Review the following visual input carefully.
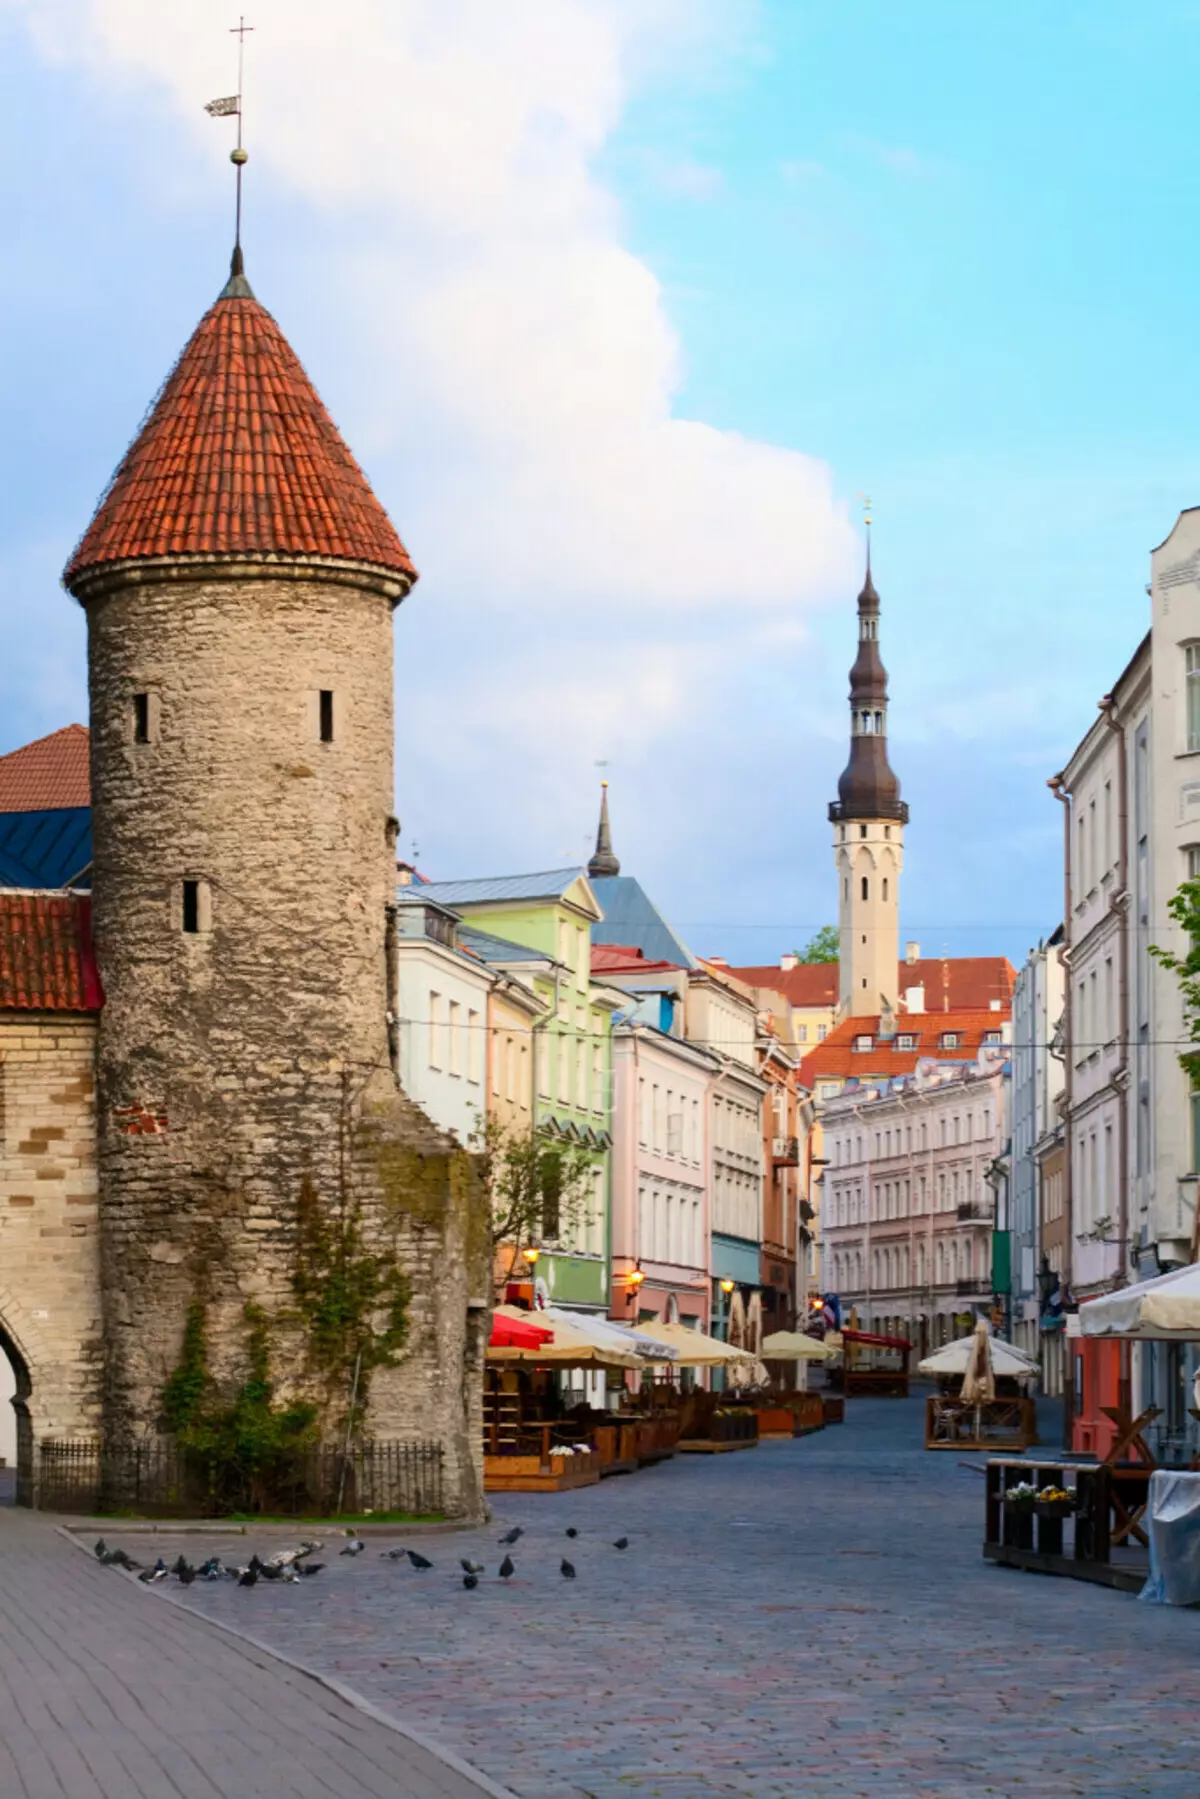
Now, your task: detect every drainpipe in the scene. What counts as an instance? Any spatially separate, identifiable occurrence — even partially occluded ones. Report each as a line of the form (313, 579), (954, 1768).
(384, 903), (401, 1081)
(1098, 693), (1131, 1294)
(1099, 694), (1132, 1421)
(1048, 771), (1075, 1438)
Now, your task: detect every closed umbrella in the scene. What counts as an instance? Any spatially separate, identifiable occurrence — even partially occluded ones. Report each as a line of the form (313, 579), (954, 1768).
(960, 1319), (996, 1433)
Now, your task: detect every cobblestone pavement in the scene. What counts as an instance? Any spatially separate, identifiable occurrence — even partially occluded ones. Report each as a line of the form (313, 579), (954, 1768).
(143, 1397), (1200, 1799)
(0, 1504), (511, 1798)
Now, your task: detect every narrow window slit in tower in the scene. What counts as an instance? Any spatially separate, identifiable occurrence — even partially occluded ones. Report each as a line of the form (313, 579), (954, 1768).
(319, 690), (335, 743)
(133, 693), (149, 744)
(861, 876), (869, 901)
(182, 881), (199, 934)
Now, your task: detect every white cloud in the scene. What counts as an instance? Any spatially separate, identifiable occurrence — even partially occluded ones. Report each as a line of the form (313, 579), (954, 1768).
(3, 0), (857, 885)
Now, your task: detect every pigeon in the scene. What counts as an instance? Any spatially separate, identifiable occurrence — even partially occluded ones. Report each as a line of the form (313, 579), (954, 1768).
(499, 1554), (515, 1580)
(295, 1562), (324, 1577)
(258, 1562), (284, 1581)
(381, 1547), (408, 1561)
(172, 1554), (190, 1577)
(340, 1538), (365, 1557)
(138, 1558), (168, 1585)
(460, 1559), (485, 1575)
(104, 1547), (140, 1571)
(406, 1550), (433, 1571)
(198, 1557), (223, 1580)
(178, 1564), (196, 1586)
(560, 1558), (576, 1580)
(565, 1528), (578, 1539)
(93, 1538), (107, 1560)
(498, 1527), (523, 1546)
(612, 1538), (629, 1551)
(237, 1567), (258, 1588)
(462, 1573), (478, 1590)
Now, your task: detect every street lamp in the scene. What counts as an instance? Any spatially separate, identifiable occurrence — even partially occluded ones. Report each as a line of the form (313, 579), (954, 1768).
(717, 1277), (735, 1341)
(626, 1262), (646, 1313)
(521, 1245), (540, 1268)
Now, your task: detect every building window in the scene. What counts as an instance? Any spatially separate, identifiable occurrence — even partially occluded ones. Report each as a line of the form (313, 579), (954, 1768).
(896, 1033), (916, 1051)
(817, 1024), (828, 1041)
(940, 1032), (961, 1050)
(428, 992), (443, 1069)
(133, 693), (150, 743)
(1187, 846), (1200, 882)
(319, 690), (334, 742)
(1188, 644), (1200, 752)
(797, 1024), (808, 1043)
(467, 1009), (482, 1084)
(181, 879), (210, 934)
(882, 877), (889, 901)
(861, 876), (869, 901)
(983, 1030), (1001, 1045)
(853, 1035), (874, 1052)
(860, 825), (867, 839)
(448, 1000), (461, 1075)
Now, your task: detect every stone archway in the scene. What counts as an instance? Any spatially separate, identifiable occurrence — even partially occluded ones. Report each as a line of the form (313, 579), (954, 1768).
(0, 1321), (33, 1506)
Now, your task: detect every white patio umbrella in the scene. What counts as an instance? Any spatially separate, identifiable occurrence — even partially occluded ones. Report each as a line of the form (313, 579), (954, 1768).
(1077, 1260), (1200, 1339)
(919, 1332), (1038, 1380)
(959, 1319), (996, 1406)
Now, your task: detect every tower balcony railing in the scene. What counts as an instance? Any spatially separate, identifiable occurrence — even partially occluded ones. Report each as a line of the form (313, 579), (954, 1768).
(828, 799), (909, 824)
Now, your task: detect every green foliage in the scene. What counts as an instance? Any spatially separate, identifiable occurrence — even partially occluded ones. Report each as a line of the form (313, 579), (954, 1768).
(1150, 878), (1200, 1086)
(474, 1111), (597, 1291)
(292, 1168), (411, 1423)
(160, 1301), (318, 1512)
(800, 925), (840, 964)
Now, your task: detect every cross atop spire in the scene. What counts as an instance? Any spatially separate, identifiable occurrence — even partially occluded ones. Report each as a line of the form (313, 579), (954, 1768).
(206, 18), (255, 297)
(588, 781), (621, 879)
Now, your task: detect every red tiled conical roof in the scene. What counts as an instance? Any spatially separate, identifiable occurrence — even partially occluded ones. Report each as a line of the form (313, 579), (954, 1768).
(64, 275), (416, 595)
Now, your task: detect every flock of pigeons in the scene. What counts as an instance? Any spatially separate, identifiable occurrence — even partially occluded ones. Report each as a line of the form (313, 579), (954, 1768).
(95, 1522), (631, 1591)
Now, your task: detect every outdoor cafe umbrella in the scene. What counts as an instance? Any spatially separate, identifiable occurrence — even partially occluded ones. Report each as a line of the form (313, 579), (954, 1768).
(489, 1314), (554, 1352)
(630, 1320), (758, 1367)
(1077, 1259), (1200, 1339)
(759, 1330), (838, 1362)
(488, 1305), (642, 1370)
(918, 1330), (1037, 1381)
(960, 1319), (996, 1406)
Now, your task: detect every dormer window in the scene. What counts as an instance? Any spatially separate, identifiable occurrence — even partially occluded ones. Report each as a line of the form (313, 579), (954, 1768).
(983, 1030), (1001, 1045)
(940, 1031), (961, 1050)
(896, 1034), (916, 1051)
(853, 1034), (874, 1052)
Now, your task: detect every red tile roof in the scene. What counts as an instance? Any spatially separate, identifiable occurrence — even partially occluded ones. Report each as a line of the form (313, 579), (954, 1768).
(64, 290), (416, 592)
(0, 891), (103, 1011)
(799, 1007), (1009, 1089)
(0, 726), (90, 812)
(591, 944), (682, 975)
(729, 955), (1016, 1013)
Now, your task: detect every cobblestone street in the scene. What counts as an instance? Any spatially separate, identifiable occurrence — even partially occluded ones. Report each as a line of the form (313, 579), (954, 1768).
(143, 1396), (1200, 1799)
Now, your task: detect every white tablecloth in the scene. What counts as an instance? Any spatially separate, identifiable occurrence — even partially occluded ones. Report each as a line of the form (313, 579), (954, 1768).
(1140, 1470), (1200, 1607)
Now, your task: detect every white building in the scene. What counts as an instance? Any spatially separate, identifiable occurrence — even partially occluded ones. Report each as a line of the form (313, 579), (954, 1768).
(393, 893), (495, 1145)
(1009, 929), (1065, 1359)
(820, 1050), (1008, 1356)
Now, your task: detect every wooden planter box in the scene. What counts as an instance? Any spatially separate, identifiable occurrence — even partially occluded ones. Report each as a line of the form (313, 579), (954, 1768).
(635, 1416), (680, 1464)
(593, 1424), (638, 1478)
(484, 1449), (601, 1494)
(822, 1396), (845, 1426)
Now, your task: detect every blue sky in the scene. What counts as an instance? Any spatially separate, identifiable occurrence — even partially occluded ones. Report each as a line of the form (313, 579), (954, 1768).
(0, 1), (1195, 972)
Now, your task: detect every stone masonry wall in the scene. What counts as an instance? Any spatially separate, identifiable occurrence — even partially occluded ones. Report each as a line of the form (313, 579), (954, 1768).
(86, 568), (485, 1514)
(0, 1015), (102, 1444)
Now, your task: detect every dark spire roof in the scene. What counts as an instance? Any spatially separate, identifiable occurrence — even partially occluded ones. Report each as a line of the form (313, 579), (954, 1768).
(588, 782), (620, 879)
(828, 551), (907, 825)
(64, 259), (416, 599)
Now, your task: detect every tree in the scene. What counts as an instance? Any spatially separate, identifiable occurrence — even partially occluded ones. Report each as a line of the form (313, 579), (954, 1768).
(800, 925), (839, 964)
(474, 1112), (597, 1296)
(1150, 879), (1200, 1086)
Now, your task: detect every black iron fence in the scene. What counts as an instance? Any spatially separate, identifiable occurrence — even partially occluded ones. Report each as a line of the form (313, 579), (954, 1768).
(34, 1437), (444, 1519)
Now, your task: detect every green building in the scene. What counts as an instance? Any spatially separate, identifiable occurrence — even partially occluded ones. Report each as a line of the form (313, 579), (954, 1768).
(412, 870), (623, 1313)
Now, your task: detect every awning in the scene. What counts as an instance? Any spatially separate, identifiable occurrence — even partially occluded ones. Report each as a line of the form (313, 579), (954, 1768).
(919, 1329), (1038, 1379)
(546, 1308), (678, 1363)
(489, 1314), (554, 1351)
(759, 1330), (837, 1363)
(630, 1321), (757, 1367)
(841, 1328), (913, 1352)
(1078, 1261), (1200, 1340)
(488, 1305), (642, 1369)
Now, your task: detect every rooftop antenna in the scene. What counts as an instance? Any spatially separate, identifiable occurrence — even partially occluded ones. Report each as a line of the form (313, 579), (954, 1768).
(857, 492), (872, 568)
(205, 17), (254, 287)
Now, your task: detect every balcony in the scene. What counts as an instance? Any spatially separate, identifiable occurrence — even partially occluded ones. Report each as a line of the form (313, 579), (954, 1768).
(828, 798), (909, 824)
(956, 1277), (990, 1296)
(957, 1203), (992, 1224)
(771, 1136), (800, 1167)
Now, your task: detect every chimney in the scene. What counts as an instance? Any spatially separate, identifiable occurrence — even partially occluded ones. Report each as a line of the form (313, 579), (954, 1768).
(905, 941), (920, 964)
(780, 952), (799, 971)
(903, 983), (925, 1014)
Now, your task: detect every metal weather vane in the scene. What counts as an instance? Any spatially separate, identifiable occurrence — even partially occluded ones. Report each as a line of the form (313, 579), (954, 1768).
(205, 17), (254, 257)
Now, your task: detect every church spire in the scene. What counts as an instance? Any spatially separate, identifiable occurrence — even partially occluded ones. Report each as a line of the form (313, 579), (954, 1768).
(828, 548), (906, 825)
(588, 781), (620, 879)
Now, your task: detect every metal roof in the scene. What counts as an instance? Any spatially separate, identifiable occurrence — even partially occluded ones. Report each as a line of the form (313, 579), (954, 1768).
(415, 869), (586, 907)
(588, 875), (696, 969)
(457, 926), (552, 967)
(0, 808), (93, 889)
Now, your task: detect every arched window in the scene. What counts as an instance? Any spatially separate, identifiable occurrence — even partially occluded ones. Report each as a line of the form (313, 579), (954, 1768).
(882, 877), (889, 901)
(874, 711), (883, 733)
(861, 876), (869, 901)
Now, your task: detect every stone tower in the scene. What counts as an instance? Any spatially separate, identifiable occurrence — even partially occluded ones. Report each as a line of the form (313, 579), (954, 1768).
(828, 551), (907, 1014)
(63, 250), (488, 1513)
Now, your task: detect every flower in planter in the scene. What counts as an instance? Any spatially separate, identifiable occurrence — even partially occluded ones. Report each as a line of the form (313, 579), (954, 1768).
(1004, 1481), (1038, 1507)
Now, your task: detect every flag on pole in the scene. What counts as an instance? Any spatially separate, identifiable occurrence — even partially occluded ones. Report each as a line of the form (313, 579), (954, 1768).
(204, 95), (240, 117)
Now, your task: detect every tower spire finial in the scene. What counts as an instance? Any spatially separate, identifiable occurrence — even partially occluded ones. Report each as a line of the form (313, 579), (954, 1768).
(206, 17), (256, 299)
(588, 779), (620, 879)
